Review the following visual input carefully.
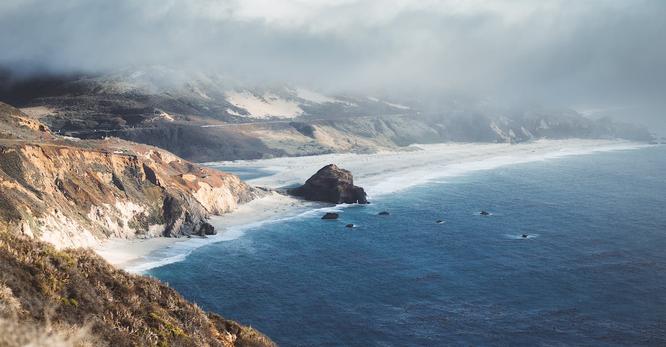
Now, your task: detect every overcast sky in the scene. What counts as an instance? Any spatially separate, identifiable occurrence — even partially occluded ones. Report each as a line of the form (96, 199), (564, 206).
(0, 0), (665, 125)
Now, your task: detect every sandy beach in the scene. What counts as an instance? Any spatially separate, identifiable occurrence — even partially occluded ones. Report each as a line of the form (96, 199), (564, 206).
(93, 237), (184, 269)
(94, 139), (648, 271)
(94, 192), (322, 271)
(214, 139), (647, 197)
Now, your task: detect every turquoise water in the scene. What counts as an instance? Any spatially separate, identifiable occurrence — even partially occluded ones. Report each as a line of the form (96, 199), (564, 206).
(150, 146), (666, 346)
(207, 165), (276, 181)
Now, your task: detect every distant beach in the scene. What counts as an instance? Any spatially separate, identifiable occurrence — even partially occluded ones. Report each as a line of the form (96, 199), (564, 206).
(211, 139), (648, 195)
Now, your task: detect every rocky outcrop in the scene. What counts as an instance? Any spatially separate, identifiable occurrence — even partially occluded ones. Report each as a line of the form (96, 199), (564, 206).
(290, 164), (368, 204)
(0, 231), (275, 347)
(0, 102), (258, 248)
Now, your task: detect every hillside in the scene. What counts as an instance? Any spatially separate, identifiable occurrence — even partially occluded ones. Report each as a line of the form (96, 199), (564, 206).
(0, 102), (259, 248)
(0, 68), (652, 162)
(0, 231), (274, 347)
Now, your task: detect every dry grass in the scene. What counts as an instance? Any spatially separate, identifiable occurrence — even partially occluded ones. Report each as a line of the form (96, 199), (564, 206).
(0, 316), (93, 347)
(0, 231), (276, 347)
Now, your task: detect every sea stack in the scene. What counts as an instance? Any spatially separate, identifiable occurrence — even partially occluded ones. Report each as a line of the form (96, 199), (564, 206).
(290, 164), (368, 204)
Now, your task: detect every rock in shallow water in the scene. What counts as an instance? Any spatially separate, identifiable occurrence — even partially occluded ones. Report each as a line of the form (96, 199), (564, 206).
(289, 164), (368, 204)
(378, 211), (390, 216)
(322, 212), (339, 220)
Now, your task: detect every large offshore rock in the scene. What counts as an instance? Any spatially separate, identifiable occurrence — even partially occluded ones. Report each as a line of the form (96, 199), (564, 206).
(290, 164), (368, 204)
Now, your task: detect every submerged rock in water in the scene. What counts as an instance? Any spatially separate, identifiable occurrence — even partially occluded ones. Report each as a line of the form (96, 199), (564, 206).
(345, 223), (355, 228)
(522, 234), (529, 238)
(289, 164), (368, 204)
(322, 212), (339, 220)
(480, 211), (490, 216)
(378, 211), (390, 216)
(436, 220), (445, 224)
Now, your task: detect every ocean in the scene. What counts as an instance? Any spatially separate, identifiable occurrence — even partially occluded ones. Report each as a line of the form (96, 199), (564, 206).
(149, 145), (666, 346)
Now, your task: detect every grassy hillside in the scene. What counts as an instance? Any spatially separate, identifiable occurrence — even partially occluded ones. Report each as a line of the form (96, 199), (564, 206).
(0, 230), (275, 347)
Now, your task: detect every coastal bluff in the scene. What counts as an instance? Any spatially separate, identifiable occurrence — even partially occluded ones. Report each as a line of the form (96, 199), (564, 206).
(289, 164), (368, 204)
(0, 102), (259, 249)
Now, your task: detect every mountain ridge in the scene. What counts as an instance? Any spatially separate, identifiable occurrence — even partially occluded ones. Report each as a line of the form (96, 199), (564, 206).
(0, 68), (653, 163)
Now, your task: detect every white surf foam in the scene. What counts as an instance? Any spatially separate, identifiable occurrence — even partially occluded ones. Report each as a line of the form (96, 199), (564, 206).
(126, 202), (342, 273)
(362, 141), (649, 197)
(505, 234), (538, 240)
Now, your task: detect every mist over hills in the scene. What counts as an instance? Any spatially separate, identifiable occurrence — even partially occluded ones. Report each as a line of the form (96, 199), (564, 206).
(0, 67), (653, 162)
(1, 0), (663, 148)
(1, 0), (664, 137)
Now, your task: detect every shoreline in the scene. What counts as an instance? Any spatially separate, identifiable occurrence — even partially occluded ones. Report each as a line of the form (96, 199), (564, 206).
(212, 139), (650, 196)
(94, 139), (651, 271)
(94, 192), (324, 272)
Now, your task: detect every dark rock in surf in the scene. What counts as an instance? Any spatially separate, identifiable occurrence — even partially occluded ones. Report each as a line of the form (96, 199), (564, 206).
(436, 220), (445, 224)
(378, 211), (390, 216)
(322, 212), (339, 220)
(345, 224), (355, 228)
(480, 211), (490, 216)
(522, 234), (528, 238)
(289, 164), (368, 204)
(198, 222), (216, 236)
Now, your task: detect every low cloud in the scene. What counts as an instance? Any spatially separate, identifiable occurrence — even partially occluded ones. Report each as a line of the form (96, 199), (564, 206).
(0, 0), (665, 119)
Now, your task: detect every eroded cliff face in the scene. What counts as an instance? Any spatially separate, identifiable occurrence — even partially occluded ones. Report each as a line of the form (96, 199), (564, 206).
(0, 102), (257, 249)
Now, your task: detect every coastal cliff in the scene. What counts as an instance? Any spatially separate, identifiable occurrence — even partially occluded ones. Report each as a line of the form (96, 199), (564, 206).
(0, 102), (275, 346)
(0, 102), (258, 248)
